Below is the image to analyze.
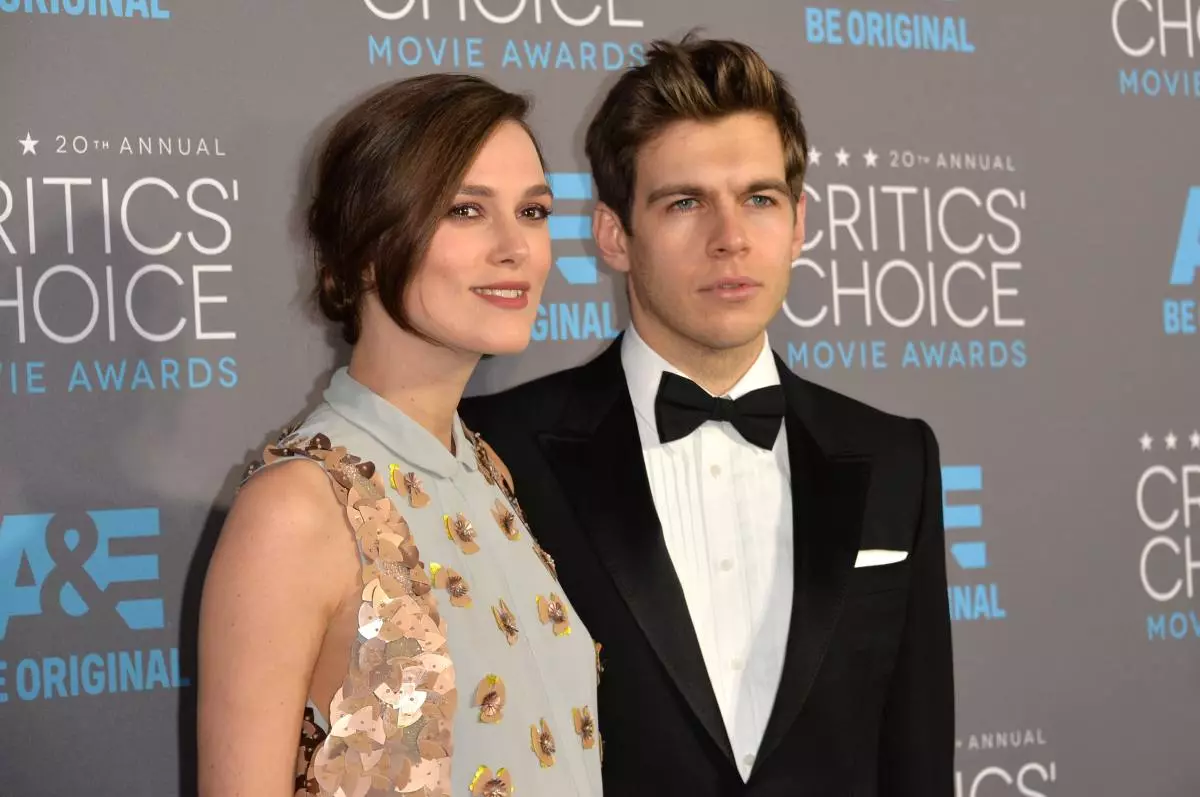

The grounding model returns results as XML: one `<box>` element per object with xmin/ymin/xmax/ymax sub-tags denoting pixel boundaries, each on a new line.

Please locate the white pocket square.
<box><xmin>854</xmin><ymin>549</ymin><xmax>908</xmax><ymax>568</ymax></box>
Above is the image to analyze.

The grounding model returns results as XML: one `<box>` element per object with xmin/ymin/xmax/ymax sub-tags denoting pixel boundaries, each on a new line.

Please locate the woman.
<box><xmin>197</xmin><ymin>74</ymin><xmax>602</xmax><ymax>797</ymax></box>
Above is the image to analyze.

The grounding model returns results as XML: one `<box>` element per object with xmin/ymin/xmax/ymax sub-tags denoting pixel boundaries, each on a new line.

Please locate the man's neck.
<box><xmin>631</xmin><ymin>317</ymin><xmax>765</xmax><ymax>397</ymax></box>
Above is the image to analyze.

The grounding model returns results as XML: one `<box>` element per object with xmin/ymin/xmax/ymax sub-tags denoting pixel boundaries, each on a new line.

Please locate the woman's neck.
<box><xmin>347</xmin><ymin>315</ymin><xmax>479</xmax><ymax>453</ymax></box>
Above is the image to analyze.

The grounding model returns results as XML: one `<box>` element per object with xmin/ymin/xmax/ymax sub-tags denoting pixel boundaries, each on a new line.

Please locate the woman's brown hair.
<box><xmin>308</xmin><ymin>74</ymin><xmax>542</xmax><ymax>344</ymax></box>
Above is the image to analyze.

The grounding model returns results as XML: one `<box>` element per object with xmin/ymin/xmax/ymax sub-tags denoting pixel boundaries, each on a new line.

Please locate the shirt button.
<box><xmin>730</xmin><ymin>657</ymin><xmax>744</xmax><ymax>671</ymax></box>
<box><xmin>719</xmin><ymin>558</ymin><xmax>734</xmax><ymax>572</ymax></box>
<box><xmin>743</xmin><ymin>754</ymin><xmax>756</xmax><ymax>768</ymax></box>
<box><xmin>710</xmin><ymin>464</ymin><xmax>721</xmax><ymax>477</ymax></box>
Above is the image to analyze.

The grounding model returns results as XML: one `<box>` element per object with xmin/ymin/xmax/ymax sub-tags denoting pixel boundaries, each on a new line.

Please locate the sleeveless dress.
<box><xmin>240</xmin><ymin>368</ymin><xmax>603</xmax><ymax>797</ymax></box>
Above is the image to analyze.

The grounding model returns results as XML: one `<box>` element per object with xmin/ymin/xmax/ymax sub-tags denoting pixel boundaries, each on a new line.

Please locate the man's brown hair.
<box><xmin>308</xmin><ymin>74</ymin><xmax>542</xmax><ymax>345</ymax></box>
<box><xmin>585</xmin><ymin>33</ymin><xmax>808</xmax><ymax>233</ymax></box>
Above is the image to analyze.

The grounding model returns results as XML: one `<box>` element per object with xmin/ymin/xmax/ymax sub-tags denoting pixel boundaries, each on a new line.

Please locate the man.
<box><xmin>460</xmin><ymin>34</ymin><xmax>954</xmax><ymax>796</ymax></box>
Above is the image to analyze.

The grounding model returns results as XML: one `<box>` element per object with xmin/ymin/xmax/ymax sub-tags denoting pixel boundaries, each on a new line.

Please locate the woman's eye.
<box><xmin>449</xmin><ymin>204</ymin><xmax>482</xmax><ymax>219</ymax></box>
<box><xmin>521</xmin><ymin>204</ymin><xmax>552</xmax><ymax>220</ymax></box>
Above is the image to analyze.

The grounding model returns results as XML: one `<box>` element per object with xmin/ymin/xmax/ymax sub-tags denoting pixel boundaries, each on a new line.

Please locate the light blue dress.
<box><xmin>243</xmin><ymin>368</ymin><xmax>602</xmax><ymax>797</ymax></box>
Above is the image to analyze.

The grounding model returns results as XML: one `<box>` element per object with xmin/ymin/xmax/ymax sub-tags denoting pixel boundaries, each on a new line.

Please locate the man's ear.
<box><xmin>593</xmin><ymin>202</ymin><xmax>632</xmax><ymax>275</ymax></box>
<box><xmin>790</xmin><ymin>192</ymin><xmax>807</xmax><ymax>262</ymax></box>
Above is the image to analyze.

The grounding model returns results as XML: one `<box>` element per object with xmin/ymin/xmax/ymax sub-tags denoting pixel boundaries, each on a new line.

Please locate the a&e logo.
<box><xmin>532</xmin><ymin>172</ymin><xmax>619</xmax><ymax>344</ymax></box>
<box><xmin>0</xmin><ymin>508</ymin><xmax>164</xmax><ymax>641</ymax></box>
<box><xmin>944</xmin><ymin>465</ymin><xmax>1006</xmax><ymax>621</ymax></box>
<box><xmin>1164</xmin><ymin>187</ymin><xmax>1200</xmax><ymax>336</ymax></box>
<box><xmin>0</xmin><ymin>508</ymin><xmax>187</xmax><ymax>703</ymax></box>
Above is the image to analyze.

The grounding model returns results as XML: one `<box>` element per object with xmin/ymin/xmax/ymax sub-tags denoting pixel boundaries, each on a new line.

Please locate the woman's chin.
<box><xmin>473</xmin><ymin>332</ymin><xmax>535</xmax><ymax>359</ymax></box>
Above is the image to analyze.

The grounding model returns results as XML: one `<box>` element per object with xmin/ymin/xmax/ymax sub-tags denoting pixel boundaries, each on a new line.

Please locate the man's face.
<box><xmin>597</xmin><ymin>111</ymin><xmax>806</xmax><ymax>354</ymax></box>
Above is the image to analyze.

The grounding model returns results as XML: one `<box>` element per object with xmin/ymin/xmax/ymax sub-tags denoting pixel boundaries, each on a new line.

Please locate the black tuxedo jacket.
<box><xmin>460</xmin><ymin>338</ymin><xmax>954</xmax><ymax>796</ymax></box>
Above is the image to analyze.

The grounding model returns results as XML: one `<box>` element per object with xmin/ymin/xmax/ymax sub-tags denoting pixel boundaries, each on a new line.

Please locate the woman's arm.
<box><xmin>197</xmin><ymin>460</ymin><xmax>359</xmax><ymax>797</ymax></box>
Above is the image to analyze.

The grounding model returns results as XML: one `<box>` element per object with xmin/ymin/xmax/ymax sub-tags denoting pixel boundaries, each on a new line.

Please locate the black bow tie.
<box><xmin>653</xmin><ymin>371</ymin><xmax>786</xmax><ymax>450</ymax></box>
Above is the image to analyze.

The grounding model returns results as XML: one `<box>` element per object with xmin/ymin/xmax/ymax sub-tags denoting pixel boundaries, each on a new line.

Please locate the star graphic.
<box><xmin>18</xmin><ymin>132</ymin><xmax>37</xmax><ymax>155</ymax></box>
<box><xmin>1165</xmin><ymin>431</ymin><xmax>1178</xmax><ymax>450</ymax></box>
<box><xmin>809</xmin><ymin>147</ymin><xmax>822</xmax><ymax>166</ymax></box>
<box><xmin>835</xmin><ymin>147</ymin><xmax>850</xmax><ymax>167</ymax></box>
<box><xmin>863</xmin><ymin>148</ymin><xmax>879</xmax><ymax>167</ymax></box>
<box><xmin>1190</xmin><ymin>430</ymin><xmax>1200</xmax><ymax>450</ymax></box>
<box><xmin>1140</xmin><ymin>433</ymin><xmax>1153</xmax><ymax>452</ymax></box>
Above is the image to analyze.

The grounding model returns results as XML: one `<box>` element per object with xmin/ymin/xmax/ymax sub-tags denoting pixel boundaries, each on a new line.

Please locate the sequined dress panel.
<box><xmin>243</xmin><ymin>368</ymin><xmax>602</xmax><ymax>797</ymax></box>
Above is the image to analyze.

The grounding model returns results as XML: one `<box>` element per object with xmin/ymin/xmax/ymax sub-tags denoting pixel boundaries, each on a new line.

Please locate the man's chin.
<box><xmin>688</xmin><ymin>324</ymin><xmax>769</xmax><ymax>354</ymax></box>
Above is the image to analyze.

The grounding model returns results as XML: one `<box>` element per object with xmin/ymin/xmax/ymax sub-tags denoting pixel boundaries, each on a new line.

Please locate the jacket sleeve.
<box><xmin>877</xmin><ymin>418</ymin><xmax>956</xmax><ymax>796</ymax></box>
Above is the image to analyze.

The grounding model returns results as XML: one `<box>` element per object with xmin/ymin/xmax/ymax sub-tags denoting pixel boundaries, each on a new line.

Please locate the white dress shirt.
<box><xmin>621</xmin><ymin>325</ymin><xmax>794</xmax><ymax>782</ymax></box>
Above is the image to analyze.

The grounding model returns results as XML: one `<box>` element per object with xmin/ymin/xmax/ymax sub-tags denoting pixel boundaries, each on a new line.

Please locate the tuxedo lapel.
<box><xmin>537</xmin><ymin>340</ymin><xmax>735</xmax><ymax>764</ymax></box>
<box><xmin>754</xmin><ymin>356</ymin><xmax>872</xmax><ymax>768</ymax></box>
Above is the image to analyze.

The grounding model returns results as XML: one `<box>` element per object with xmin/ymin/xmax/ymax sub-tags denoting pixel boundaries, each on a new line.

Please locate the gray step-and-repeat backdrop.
<box><xmin>1</xmin><ymin>1</ymin><xmax>1198</xmax><ymax>794</ymax></box>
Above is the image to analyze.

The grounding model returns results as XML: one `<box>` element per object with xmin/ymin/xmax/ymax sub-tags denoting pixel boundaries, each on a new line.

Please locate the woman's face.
<box><xmin>403</xmin><ymin>120</ymin><xmax>553</xmax><ymax>356</ymax></box>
